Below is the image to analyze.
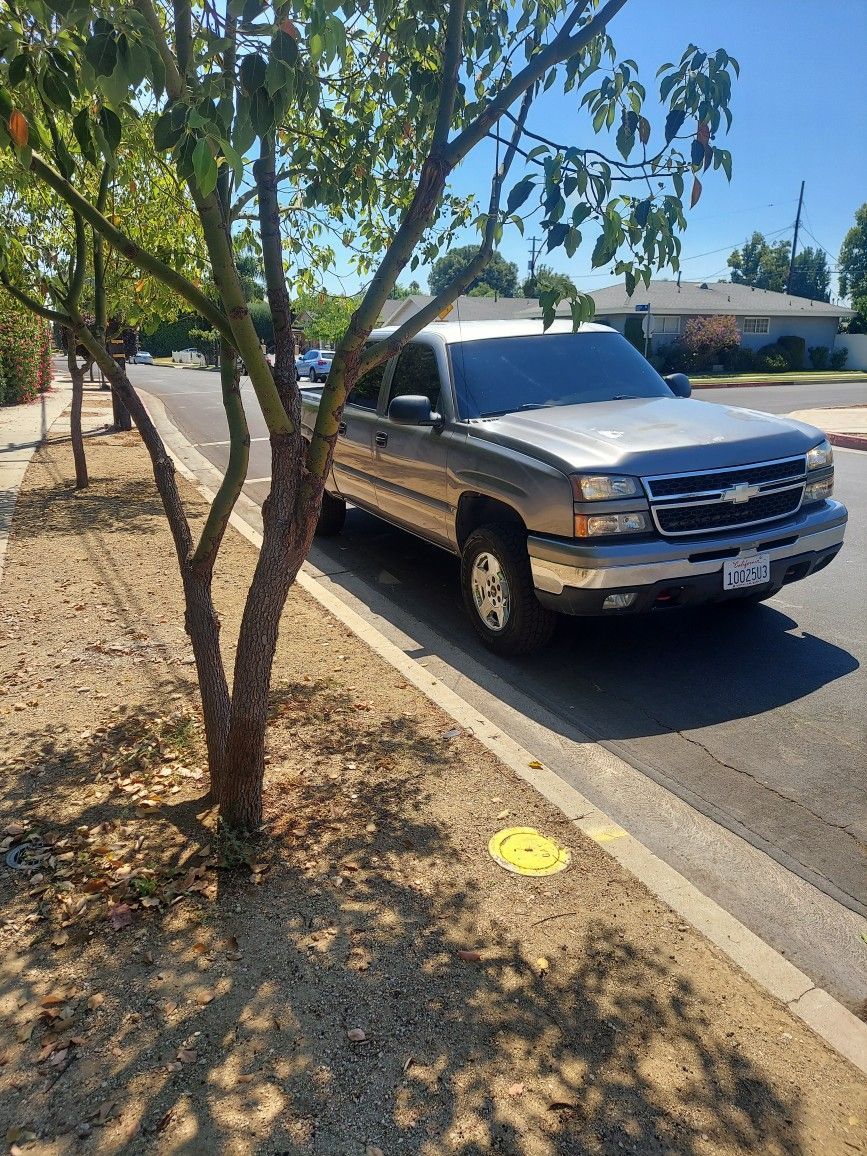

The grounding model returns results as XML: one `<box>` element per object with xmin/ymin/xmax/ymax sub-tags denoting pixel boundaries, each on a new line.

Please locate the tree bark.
<box><xmin>67</xmin><ymin>344</ymin><xmax>88</xmax><ymax>490</ymax></box>
<box><xmin>76</xmin><ymin>329</ymin><xmax>232</xmax><ymax>789</ymax></box>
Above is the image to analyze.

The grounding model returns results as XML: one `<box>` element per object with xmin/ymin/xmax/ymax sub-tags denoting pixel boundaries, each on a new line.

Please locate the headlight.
<box><xmin>575</xmin><ymin>512</ymin><xmax>649</xmax><ymax>537</ymax></box>
<box><xmin>571</xmin><ymin>474</ymin><xmax>641</xmax><ymax>501</ymax></box>
<box><xmin>804</xmin><ymin>474</ymin><xmax>834</xmax><ymax>504</ymax></box>
<box><xmin>806</xmin><ymin>439</ymin><xmax>832</xmax><ymax>470</ymax></box>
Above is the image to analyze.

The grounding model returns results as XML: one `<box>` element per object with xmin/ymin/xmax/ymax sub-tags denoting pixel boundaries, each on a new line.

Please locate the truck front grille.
<box><xmin>644</xmin><ymin>456</ymin><xmax>806</xmax><ymax>537</ymax></box>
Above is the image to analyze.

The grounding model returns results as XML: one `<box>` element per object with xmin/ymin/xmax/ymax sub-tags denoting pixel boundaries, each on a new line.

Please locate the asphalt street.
<box><xmin>132</xmin><ymin>363</ymin><xmax>867</xmax><ymax>1010</ymax></box>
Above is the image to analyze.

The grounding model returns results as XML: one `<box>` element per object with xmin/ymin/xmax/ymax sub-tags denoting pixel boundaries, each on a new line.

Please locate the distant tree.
<box><xmin>388</xmin><ymin>280</ymin><xmax>421</xmax><ymax>300</ymax></box>
<box><xmin>788</xmin><ymin>247</ymin><xmax>830</xmax><ymax>301</ymax></box>
<box><xmin>839</xmin><ymin>203</ymin><xmax>867</xmax><ymax>303</ymax></box>
<box><xmin>467</xmin><ymin>283</ymin><xmax>495</xmax><ymax>297</ymax></box>
<box><xmin>429</xmin><ymin>246</ymin><xmax>519</xmax><ymax>297</ymax></box>
<box><xmin>727</xmin><ymin>232</ymin><xmax>790</xmax><ymax>291</ymax></box>
<box><xmin>842</xmin><ymin>295</ymin><xmax>867</xmax><ymax>334</ymax></box>
<box><xmin>522</xmin><ymin>263</ymin><xmax>577</xmax><ymax>298</ymax></box>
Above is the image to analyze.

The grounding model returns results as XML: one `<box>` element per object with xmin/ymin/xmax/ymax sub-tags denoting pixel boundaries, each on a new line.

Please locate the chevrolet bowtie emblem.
<box><xmin>721</xmin><ymin>482</ymin><xmax>760</xmax><ymax>504</ymax></box>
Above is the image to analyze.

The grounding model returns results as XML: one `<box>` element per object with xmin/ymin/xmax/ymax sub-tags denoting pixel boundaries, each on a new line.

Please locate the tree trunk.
<box><xmin>67</xmin><ymin>345</ymin><xmax>88</xmax><ymax>490</ymax></box>
<box><xmin>219</xmin><ymin>423</ymin><xmax>315</xmax><ymax>831</ymax></box>
<box><xmin>76</xmin><ymin>332</ymin><xmax>233</xmax><ymax>796</ymax></box>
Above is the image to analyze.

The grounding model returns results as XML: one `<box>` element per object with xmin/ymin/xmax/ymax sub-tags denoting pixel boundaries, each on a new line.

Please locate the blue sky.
<box><xmin>325</xmin><ymin>0</ymin><xmax>867</xmax><ymax>302</ymax></box>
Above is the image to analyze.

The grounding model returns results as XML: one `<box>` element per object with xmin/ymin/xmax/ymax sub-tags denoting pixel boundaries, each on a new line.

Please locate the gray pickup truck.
<box><xmin>301</xmin><ymin>320</ymin><xmax>846</xmax><ymax>654</ymax></box>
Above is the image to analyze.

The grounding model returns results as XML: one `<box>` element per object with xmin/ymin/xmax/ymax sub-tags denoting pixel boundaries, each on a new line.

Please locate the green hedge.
<box><xmin>0</xmin><ymin>291</ymin><xmax>52</xmax><ymax>406</ymax></box>
<box><xmin>142</xmin><ymin>302</ymin><xmax>274</xmax><ymax>357</ymax></box>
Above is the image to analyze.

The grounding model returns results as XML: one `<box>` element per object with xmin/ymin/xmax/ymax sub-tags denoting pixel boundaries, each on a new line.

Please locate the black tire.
<box><xmin>315</xmin><ymin>490</ymin><xmax>346</xmax><ymax>537</ymax></box>
<box><xmin>460</xmin><ymin>523</ymin><xmax>557</xmax><ymax>655</ymax></box>
<box><xmin>308</xmin><ymin>368</ymin><xmax>317</xmax><ymax>382</ymax></box>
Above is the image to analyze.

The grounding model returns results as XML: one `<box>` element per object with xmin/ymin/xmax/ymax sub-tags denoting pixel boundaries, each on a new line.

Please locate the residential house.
<box><xmin>580</xmin><ymin>280</ymin><xmax>853</xmax><ymax>353</ymax></box>
<box><xmin>379</xmin><ymin>293</ymin><xmax>539</xmax><ymax>328</ymax></box>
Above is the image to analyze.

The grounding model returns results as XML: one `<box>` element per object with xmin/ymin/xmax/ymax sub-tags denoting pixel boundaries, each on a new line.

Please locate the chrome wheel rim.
<box><xmin>470</xmin><ymin>551</ymin><xmax>510</xmax><ymax>633</ymax></box>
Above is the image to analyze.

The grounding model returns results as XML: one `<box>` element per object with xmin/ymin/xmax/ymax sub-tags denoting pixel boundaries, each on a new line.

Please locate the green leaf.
<box><xmin>221</xmin><ymin>140</ymin><xmax>244</xmax><ymax>186</ymax></box>
<box><xmin>571</xmin><ymin>203</ymin><xmax>592</xmax><ymax>227</ymax></box>
<box><xmin>239</xmin><ymin>53</ymin><xmax>267</xmax><ymax>95</ymax></box>
<box><xmin>546</xmin><ymin>223</ymin><xmax>569</xmax><ymax>252</ymax></box>
<box><xmin>42</xmin><ymin>68</ymin><xmax>72</xmax><ymax>112</ymax></box>
<box><xmin>192</xmin><ymin>137</ymin><xmax>217</xmax><ymax>196</ymax></box>
<box><xmin>564</xmin><ymin>227</ymin><xmax>582</xmax><ymax>259</ymax></box>
<box><xmin>506</xmin><ymin>176</ymin><xmax>535</xmax><ymax>216</ymax></box>
<box><xmin>719</xmin><ymin>148</ymin><xmax>732</xmax><ymax>181</ymax></box>
<box><xmin>664</xmin><ymin>108</ymin><xmax>686</xmax><ymax>144</ymax></box>
<box><xmin>634</xmin><ymin>198</ymin><xmax>651</xmax><ymax>228</ymax></box>
<box><xmin>591</xmin><ymin>231</ymin><xmax>618</xmax><ymax>269</ymax></box>
<box><xmin>615</xmin><ymin>122</ymin><xmax>634</xmax><ymax>161</ymax></box>
<box><xmin>98</xmin><ymin>106</ymin><xmax>121</xmax><ymax>154</ymax></box>
<box><xmin>592</xmin><ymin>103</ymin><xmax>607</xmax><ymax>133</ymax></box>
<box><xmin>9</xmin><ymin>54</ymin><xmax>28</xmax><ymax>88</ymax></box>
<box><xmin>273</xmin><ymin>30</ymin><xmax>299</xmax><ymax>67</ymax></box>
<box><xmin>72</xmin><ymin>108</ymin><xmax>98</xmax><ymax>165</ymax></box>
<box><xmin>85</xmin><ymin>33</ymin><xmax>117</xmax><ymax>78</ymax></box>
<box><xmin>154</xmin><ymin>107</ymin><xmax>184</xmax><ymax>151</ymax></box>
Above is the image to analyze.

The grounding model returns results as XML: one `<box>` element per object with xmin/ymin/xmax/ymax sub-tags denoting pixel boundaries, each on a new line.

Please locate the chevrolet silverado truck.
<box><xmin>300</xmin><ymin>320</ymin><xmax>846</xmax><ymax>655</ymax></box>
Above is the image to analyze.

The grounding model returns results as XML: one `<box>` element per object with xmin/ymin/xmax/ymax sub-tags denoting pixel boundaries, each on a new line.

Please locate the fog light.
<box><xmin>602</xmin><ymin>592</ymin><xmax>637</xmax><ymax>610</ymax></box>
<box><xmin>804</xmin><ymin>475</ymin><xmax>834</xmax><ymax>503</ymax></box>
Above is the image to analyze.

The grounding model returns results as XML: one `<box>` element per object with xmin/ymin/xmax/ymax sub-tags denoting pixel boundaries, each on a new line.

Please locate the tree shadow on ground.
<box><xmin>0</xmin><ymin>682</ymin><xmax>821</xmax><ymax>1156</ymax></box>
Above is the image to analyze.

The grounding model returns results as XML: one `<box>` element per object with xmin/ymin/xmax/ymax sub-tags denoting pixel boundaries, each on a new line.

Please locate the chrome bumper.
<box><xmin>529</xmin><ymin>501</ymin><xmax>848</xmax><ymax>594</ymax></box>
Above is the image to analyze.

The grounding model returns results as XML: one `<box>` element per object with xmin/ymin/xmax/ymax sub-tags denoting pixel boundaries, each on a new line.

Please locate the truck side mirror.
<box><xmin>665</xmin><ymin>373</ymin><xmax>691</xmax><ymax>398</ymax></box>
<box><xmin>388</xmin><ymin>395</ymin><xmax>444</xmax><ymax>429</ymax></box>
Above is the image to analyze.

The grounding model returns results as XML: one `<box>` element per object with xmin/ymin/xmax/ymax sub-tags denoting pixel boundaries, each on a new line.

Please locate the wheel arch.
<box><xmin>455</xmin><ymin>491</ymin><xmax>526</xmax><ymax>551</ymax></box>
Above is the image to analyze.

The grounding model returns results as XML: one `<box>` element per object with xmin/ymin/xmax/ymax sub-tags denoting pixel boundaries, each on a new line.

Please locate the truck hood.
<box><xmin>468</xmin><ymin>397</ymin><xmax>825</xmax><ymax>474</ymax></box>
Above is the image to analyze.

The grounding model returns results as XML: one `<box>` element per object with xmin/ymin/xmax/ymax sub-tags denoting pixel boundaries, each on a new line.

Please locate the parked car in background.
<box><xmin>295</xmin><ymin>349</ymin><xmax>334</xmax><ymax>382</ymax></box>
<box><xmin>131</xmin><ymin>350</ymin><xmax>154</xmax><ymax>365</ymax></box>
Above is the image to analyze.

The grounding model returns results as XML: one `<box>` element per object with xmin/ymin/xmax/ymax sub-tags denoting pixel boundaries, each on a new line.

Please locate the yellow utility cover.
<box><xmin>436</xmin><ymin>302</ymin><xmax>454</xmax><ymax>320</ymax></box>
<box><xmin>488</xmin><ymin>827</ymin><xmax>571</xmax><ymax>876</ymax></box>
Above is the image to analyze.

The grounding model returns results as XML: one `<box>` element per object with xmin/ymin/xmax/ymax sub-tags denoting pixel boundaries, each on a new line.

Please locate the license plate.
<box><xmin>723</xmin><ymin>553</ymin><xmax>770</xmax><ymax>591</ymax></box>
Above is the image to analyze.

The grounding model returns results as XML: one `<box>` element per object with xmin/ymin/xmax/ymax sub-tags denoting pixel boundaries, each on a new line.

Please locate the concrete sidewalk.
<box><xmin>789</xmin><ymin>405</ymin><xmax>867</xmax><ymax>451</ymax></box>
<box><xmin>0</xmin><ymin>380</ymin><xmax>72</xmax><ymax>584</ymax></box>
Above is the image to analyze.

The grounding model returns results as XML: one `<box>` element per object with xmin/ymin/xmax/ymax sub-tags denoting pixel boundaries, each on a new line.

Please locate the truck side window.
<box><xmin>348</xmin><ymin>358</ymin><xmax>386</xmax><ymax>410</ymax></box>
<box><xmin>388</xmin><ymin>343</ymin><xmax>441</xmax><ymax>412</ymax></box>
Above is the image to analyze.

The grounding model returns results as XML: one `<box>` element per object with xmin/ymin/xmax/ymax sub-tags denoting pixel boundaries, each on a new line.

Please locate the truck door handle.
<box><xmin>338</xmin><ymin>421</ymin><xmax>347</xmax><ymax>436</ymax></box>
<box><xmin>375</xmin><ymin>431</ymin><xmax>388</xmax><ymax>447</ymax></box>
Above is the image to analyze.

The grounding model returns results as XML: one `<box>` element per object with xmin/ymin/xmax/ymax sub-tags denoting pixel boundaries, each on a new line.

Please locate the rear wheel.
<box><xmin>315</xmin><ymin>490</ymin><xmax>346</xmax><ymax>537</ymax></box>
<box><xmin>460</xmin><ymin>524</ymin><xmax>556</xmax><ymax>655</ymax></box>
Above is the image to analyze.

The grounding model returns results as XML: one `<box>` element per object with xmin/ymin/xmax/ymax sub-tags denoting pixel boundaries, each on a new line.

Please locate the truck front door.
<box><xmin>373</xmin><ymin>340</ymin><xmax>452</xmax><ymax>547</ymax></box>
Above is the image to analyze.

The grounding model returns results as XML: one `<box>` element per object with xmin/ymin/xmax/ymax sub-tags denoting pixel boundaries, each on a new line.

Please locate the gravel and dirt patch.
<box><xmin>1</xmin><ymin>409</ymin><xmax>865</xmax><ymax>1154</ymax></box>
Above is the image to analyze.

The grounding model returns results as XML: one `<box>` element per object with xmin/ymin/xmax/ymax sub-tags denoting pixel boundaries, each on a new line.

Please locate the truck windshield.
<box><xmin>450</xmin><ymin>331</ymin><xmax>673</xmax><ymax>419</ymax></box>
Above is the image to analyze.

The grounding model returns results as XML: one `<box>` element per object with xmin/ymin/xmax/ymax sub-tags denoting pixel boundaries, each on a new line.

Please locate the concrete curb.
<box><xmin>134</xmin><ymin>389</ymin><xmax>867</xmax><ymax>1075</ymax></box>
<box><xmin>828</xmin><ymin>432</ymin><xmax>867</xmax><ymax>452</ymax></box>
<box><xmin>692</xmin><ymin>375</ymin><xmax>866</xmax><ymax>389</ymax></box>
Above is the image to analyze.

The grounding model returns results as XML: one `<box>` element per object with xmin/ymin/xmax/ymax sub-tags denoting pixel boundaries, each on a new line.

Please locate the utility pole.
<box><xmin>528</xmin><ymin>237</ymin><xmax>540</xmax><ymax>279</ymax></box>
<box><xmin>785</xmin><ymin>180</ymin><xmax>805</xmax><ymax>295</ymax></box>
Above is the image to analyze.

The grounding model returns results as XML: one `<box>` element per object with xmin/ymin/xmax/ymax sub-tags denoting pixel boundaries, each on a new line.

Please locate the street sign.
<box><xmin>634</xmin><ymin>303</ymin><xmax>650</xmax><ymax>312</ymax></box>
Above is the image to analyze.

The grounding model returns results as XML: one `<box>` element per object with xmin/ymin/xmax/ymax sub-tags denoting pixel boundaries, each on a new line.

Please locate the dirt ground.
<box><xmin>1</xmin><ymin>398</ymin><xmax>865</xmax><ymax>1155</ymax></box>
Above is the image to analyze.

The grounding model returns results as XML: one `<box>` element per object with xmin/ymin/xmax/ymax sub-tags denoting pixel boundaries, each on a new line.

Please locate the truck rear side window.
<box><xmin>349</xmin><ymin>350</ymin><xmax>386</xmax><ymax>410</ymax></box>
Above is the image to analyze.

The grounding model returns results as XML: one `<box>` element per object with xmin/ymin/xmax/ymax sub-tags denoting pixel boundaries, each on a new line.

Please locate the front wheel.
<box><xmin>315</xmin><ymin>490</ymin><xmax>346</xmax><ymax>537</ymax></box>
<box><xmin>460</xmin><ymin>524</ymin><xmax>556</xmax><ymax>655</ymax></box>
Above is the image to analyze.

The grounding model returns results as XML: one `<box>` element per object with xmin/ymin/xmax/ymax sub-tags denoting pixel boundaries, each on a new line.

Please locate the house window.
<box><xmin>653</xmin><ymin>315</ymin><xmax>680</xmax><ymax>334</ymax></box>
<box><xmin>743</xmin><ymin>317</ymin><xmax>770</xmax><ymax>334</ymax></box>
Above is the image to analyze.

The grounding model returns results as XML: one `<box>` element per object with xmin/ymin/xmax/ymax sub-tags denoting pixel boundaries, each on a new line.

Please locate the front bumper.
<box><xmin>528</xmin><ymin>500</ymin><xmax>847</xmax><ymax>615</ymax></box>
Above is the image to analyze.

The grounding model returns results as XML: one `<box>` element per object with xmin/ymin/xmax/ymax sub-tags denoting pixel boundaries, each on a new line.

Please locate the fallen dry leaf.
<box><xmin>108</xmin><ymin>903</ymin><xmax>132</xmax><ymax>930</ymax></box>
<box><xmin>40</xmin><ymin>993</ymin><xmax>67</xmax><ymax>1007</ymax></box>
<box><xmin>456</xmin><ymin>950</ymin><xmax>482</xmax><ymax>962</ymax></box>
<box><xmin>528</xmin><ymin>760</ymin><xmax>543</xmax><ymax>769</ymax></box>
<box><xmin>236</xmin><ymin>1074</ymin><xmax>253</xmax><ymax>1084</ymax></box>
<box><xmin>195</xmin><ymin>991</ymin><xmax>215</xmax><ymax>1006</ymax></box>
<box><xmin>346</xmin><ymin>1028</ymin><xmax>367</xmax><ymax>1043</ymax></box>
<box><xmin>177</xmin><ymin>1048</ymin><xmax>198</xmax><ymax>1064</ymax></box>
<box><xmin>536</xmin><ymin>957</ymin><xmax>550</xmax><ymax>975</ymax></box>
<box><xmin>87</xmin><ymin>993</ymin><xmax>105</xmax><ymax>1011</ymax></box>
<box><xmin>51</xmin><ymin>930</ymin><xmax>70</xmax><ymax>948</ymax></box>
<box><xmin>507</xmin><ymin>1082</ymin><xmax>525</xmax><ymax>1097</ymax></box>
<box><xmin>366</xmin><ymin>1147</ymin><xmax>385</xmax><ymax>1156</ymax></box>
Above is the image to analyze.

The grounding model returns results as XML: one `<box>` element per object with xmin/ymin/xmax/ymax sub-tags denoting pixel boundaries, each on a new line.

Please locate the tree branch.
<box><xmin>431</xmin><ymin>0</ymin><xmax>467</xmax><ymax>154</ymax></box>
<box><xmin>135</xmin><ymin>0</ymin><xmax>186</xmax><ymax>99</ymax></box>
<box><xmin>445</xmin><ymin>0</ymin><xmax>626</xmax><ymax>168</ymax></box>
<box><xmin>27</xmin><ymin>151</ymin><xmax>234</xmax><ymax>343</ymax></box>
<box><xmin>359</xmin><ymin>91</ymin><xmax>533</xmax><ymax>374</ymax></box>
<box><xmin>0</xmin><ymin>275</ymin><xmax>71</xmax><ymax>325</ymax></box>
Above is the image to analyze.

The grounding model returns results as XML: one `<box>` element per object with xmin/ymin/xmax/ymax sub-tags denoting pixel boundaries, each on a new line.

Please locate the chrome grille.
<box><xmin>644</xmin><ymin>456</ymin><xmax>806</xmax><ymax>537</ymax></box>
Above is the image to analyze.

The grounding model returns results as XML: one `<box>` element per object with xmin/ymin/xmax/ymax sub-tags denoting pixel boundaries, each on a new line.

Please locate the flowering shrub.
<box><xmin>0</xmin><ymin>291</ymin><xmax>52</xmax><ymax>405</ymax></box>
<box><xmin>666</xmin><ymin>314</ymin><xmax>741</xmax><ymax>373</ymax></box>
